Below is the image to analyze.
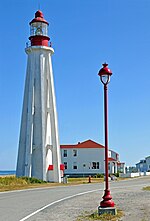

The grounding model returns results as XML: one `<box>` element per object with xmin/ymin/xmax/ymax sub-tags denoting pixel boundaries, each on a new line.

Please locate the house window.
<box><xmin>64</xmin><ymin>162</ymin><xmax>67</xmax><ymax>169</ymax></box>
<box><xmin>63</xmin><ymin>150</ymin><xmax>67</xmax><ymax>157</ymax></box>
<box><xmin>73</xmin><ymin>162</ymin><xmax>77</xmax><ymax>169</ymax></box>
<box><xmin>73</xmin><ymin>149</ymin><xmax>77</xmax><ymax>157</ymax></box>
<box><xmin>92</xmin><ymin>162</ymin><xmax>99</xmax><ymax>169</ymax></box>
<box><xmin>116</xmin><ymin>153</ymin><xmax>119</xmax><ymax>161</ymax></box>
<box><xmin>108</xmin><ymin>162</ymin><xmax>110</xmax><ymax>171</ymax></box>
<box><xmin>97</xmin><ymin>162</ymin><xmax>99</xmax><ymax>169</ymax></box>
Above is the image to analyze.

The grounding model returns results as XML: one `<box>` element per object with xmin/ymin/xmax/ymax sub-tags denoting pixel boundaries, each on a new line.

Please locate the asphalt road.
<box><xmin>0</xmin><ymin>176</ymin><xmax>150</xmax><ymax>221</ymax></box>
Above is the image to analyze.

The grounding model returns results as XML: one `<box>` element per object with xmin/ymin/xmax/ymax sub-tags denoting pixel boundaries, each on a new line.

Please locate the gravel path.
<box><xmin>114</xmin><ymin>189</ymin><xmax>150</xmax><ymax>221</ymax></box>
<box><xmin>29</xmin><ymin>177</ymin><xmax>150</xmax><ymax>221</ymax></box>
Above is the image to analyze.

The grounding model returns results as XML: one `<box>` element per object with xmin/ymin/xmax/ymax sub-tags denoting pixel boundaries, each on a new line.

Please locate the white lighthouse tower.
<box><xmin>16</xmin><ymin>10</ymin><xmax>62</xmax><ymax>182</ymax></box>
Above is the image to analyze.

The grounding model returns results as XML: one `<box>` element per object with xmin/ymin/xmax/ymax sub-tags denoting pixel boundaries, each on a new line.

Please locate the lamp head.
<box><xmin>98</xmin><ymin>63</ymin><xmax>112</xmax><ymax>85</ymax></box>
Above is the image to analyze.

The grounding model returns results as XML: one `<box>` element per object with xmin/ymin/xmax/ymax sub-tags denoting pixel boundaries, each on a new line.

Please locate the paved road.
<box><xmin>0</xmin><ymin>176</ymin><xmax>150</xmax><ymax>221</ymax></box>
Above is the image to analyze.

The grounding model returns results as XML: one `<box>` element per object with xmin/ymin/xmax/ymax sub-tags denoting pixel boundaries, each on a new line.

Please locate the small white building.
<box><xmin>60</xmin><ymin>139</ymin><xmax>125</xmax><ymax>176</ymax></box>
<box><xmin>108</xmin><ymin>150</ymin><xmax>125</xmax><ymax>174</ymax></box>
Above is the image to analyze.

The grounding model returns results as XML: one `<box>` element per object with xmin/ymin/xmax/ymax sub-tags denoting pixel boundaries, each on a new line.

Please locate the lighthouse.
<box><xmin>16</xmin><ymin>10</ymin><xmax>62</xmax><ymax>182</ymax></box>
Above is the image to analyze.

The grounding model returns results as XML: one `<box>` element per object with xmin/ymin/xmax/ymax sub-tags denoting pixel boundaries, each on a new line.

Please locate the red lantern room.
<box><xmin>29</xmin><ymin>10</ymin><xmax>50</xmax><ymax>46</ymax></box>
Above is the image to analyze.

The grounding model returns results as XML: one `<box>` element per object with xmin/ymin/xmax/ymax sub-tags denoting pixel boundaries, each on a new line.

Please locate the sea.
<box><xmin>0</xmin><ymin>170</ymin><xmax>16</xmax><ymax>176</ymax></box>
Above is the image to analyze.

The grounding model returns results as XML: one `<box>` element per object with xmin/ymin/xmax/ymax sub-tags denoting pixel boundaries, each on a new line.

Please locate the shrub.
<box><xmin>96</xmin><ymin>174</ymin><xmax>104</xmax><ymax>178</ymax></box>
<box><xmin>113</xmin><ymin>172</ymin><xmax>120</xmax><ymax>177</ymax></box>
<box><xmin>21</xmin><ymin>177</ymin><xmax>47</xmax><ymax>184</ymax></box>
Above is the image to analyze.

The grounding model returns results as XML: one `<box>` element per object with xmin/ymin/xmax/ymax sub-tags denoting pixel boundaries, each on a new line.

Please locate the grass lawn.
<box><xmin>77</xmin><ymin>210</ymin><xmax>124</xmax><ymax>221</ymax></box>
<box><xmin>0</xmin><ymin>176</ymin><xmax>61</xmax><ymax>191</ymax></box>
<box><xmin>143</xmin><ymin>186</ymin><xmax>150</xmax><ymax>191</ymax></box>
<box><xmin>0</xmin><ymin>175</ymin><xmax>128</xmax><ymax>192</ymax></box>
<box><xmin>0</xmin><ymin>176</ymin><xmax>104</xmax><ymax>192</ymax></box>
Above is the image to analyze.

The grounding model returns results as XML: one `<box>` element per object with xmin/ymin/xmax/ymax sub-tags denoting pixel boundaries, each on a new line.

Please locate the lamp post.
<box><xmin>98</xmin><ymin>63</ymin><xmax>115</xmax><ymax>208</ymax></box>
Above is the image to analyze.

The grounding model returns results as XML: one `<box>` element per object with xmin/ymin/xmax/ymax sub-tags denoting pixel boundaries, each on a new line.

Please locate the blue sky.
<box><xmin>0</xmin><ymin>0</ymin><xmax>150</xmax><ymax>170</ymax></box>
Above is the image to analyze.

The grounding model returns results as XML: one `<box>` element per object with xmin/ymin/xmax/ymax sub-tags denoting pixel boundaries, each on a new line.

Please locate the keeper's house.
<box><xmin>60</xmin><ymin>139</ymin><xmax>125</xmax><ymax>177</ymax></box>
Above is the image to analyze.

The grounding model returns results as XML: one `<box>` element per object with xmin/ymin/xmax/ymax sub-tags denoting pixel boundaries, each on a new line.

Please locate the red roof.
<box><xmin>60</xmin><ymin>139</ymin><xmax>104</xmax><ymax>149</ymax></box>
<box><xmin>117</xmin><ymin>162</ymin><xmax>125</xmax><ymax>165</ymax></box>
<box><xmin>30</xmin><ymin>10</ymin><xmax>49</xmax><ymax>25</ymax></box>
<box><xmin>108</xmin><ymin>157</ymin><xmax>117</xmax><ymax>162</ymax></box>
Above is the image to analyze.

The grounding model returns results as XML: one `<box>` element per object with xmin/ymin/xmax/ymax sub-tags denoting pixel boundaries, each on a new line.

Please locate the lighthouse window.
<box><xmin>30</xmin><ymin>26</ymin><xmax>34</xmax><ymax>36</ymax></box>
<box><xmin>35</xmin><ymin>27</ymin><xmax>43</xmax><ymax>35</ymax></box>
<box><xmin>30</xmin><ymin>22</ymin><xmax>48</xmax><ymax>36</ymax></box>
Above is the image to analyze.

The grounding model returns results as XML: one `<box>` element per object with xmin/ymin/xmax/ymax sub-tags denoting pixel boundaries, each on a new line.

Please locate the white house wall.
<box><xmin>109</xmin><ymin>150</ymin><xmax>119</xmax><ymax>161</ymax></box>
<box><xmin>61</xmin><ymin>148</ymin><xmax>105</xmax><ymax>175</ymax></box>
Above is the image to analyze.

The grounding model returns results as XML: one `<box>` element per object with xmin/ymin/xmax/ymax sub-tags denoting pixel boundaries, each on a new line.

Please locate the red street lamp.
<box><xmin>98</xmin><ymin>63</ymin><xmax>115</xmax><ymax>208</ymax></box>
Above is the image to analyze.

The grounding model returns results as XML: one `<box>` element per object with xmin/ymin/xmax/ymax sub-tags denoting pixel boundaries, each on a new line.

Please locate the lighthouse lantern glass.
<box><xmin>30</xmin><ymin>22</ymin><xmax>48</xmax><ymax>37</ymax></box>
